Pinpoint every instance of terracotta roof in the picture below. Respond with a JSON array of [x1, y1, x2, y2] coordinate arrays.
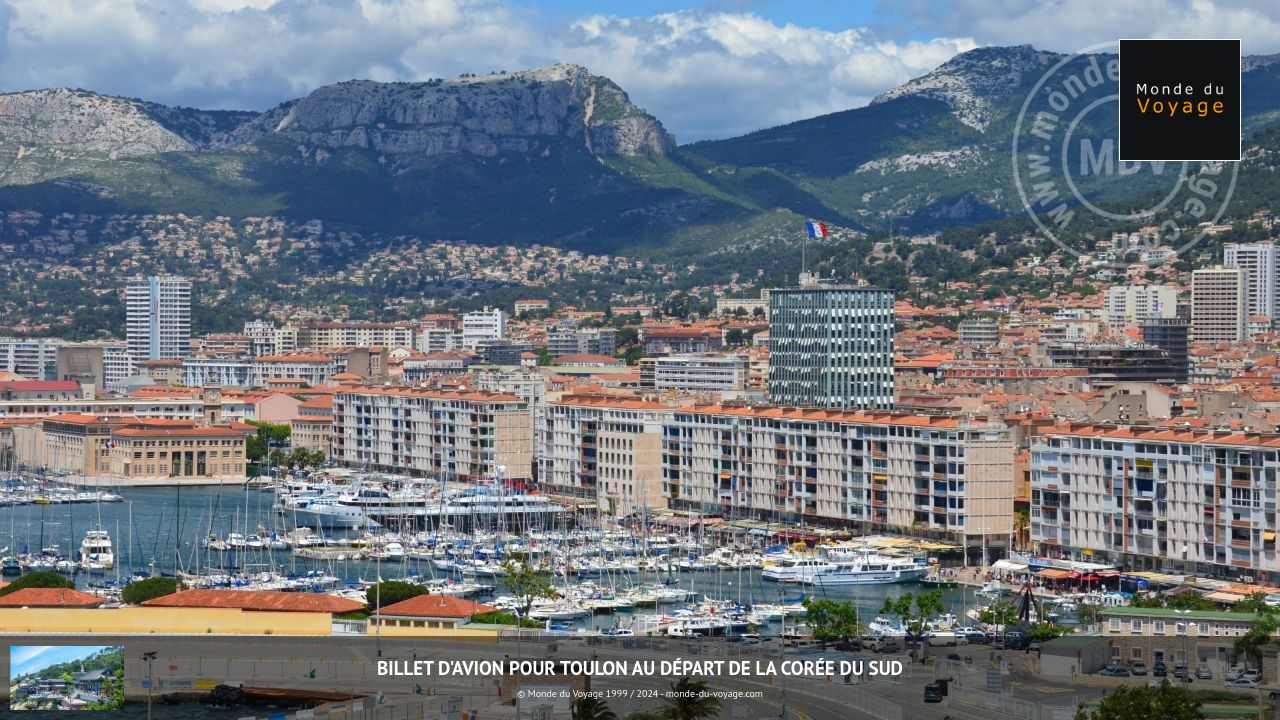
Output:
[[255, 353, 332, 363], [337, 386, 522, 403], [376, 594, 495, 618], [299, 395, 334, 409], [556, 354, 623, 365], [113, 426, 246, 437], [142, 589, 364, 613], [0, 587, 103, 607], [0, 380, 80, 392]]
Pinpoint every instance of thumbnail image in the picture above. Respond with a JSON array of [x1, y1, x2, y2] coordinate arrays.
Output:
[[9, 646, 124, 711]]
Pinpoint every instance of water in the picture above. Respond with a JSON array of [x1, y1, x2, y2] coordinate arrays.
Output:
[[0, 485, 984, 625]]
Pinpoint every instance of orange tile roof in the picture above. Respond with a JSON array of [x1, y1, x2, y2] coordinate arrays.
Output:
[[0, 587, 103, 607], [255, 354, 332, 363], [142, 589, 364, 613], [376, 594, 495, 618], [299, 396, 334, 409], [337, 386, 522, 403], [113, 426, 246, 437]]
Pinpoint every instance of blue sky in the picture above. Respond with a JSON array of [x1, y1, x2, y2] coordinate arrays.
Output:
[[10, 646, 112, 680], [0, 0, 1277, 141]]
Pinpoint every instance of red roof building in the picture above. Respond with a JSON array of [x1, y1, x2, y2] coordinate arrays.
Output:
[[141, 589, 364, 614], [375, 594, 494, 618], [0, 588, 104, 607]]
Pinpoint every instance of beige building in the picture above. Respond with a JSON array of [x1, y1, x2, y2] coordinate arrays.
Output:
[[1191, 266, 1247, 342], [542, 395, 673, 515], [291, 395, 333, 457], [333, 386, 532, 484], [664, 405, 1015, 561]]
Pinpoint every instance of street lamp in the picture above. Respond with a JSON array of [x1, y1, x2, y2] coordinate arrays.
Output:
[[142, 651, 157, 720], [1173, 609, 1191, 691]]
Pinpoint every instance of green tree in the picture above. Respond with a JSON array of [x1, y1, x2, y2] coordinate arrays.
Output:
[[1074, 681, 1202, 720], [659, 676, 722, 720], [501, 552, 556, 618], [724, 328, 745, 347], [802, 598, 862, 648], [1231, 591, 1271, 615], [1233, 612, 1279, 669], [1166, 592, 1218, 612], [571, 695, 618, 720], [910, 589, 946, 656], [0, 571, 75, 596], [121, 576, 183, 605], [367, 580, 427, 609], [246, 421, 291, 462]]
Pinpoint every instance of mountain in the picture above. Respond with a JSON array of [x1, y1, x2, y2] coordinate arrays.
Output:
[[1, 48, 1279, 259]]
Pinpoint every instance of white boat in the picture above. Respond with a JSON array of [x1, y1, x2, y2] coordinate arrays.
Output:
[[79, 529, 114, 570], [761, 556, 831, 583], [807, 550, 927, 586]]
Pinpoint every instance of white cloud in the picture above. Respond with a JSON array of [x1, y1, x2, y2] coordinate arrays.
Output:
[[1, 0, 1269, 143]]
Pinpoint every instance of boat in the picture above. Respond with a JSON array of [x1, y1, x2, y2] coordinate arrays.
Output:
[[920, 571, 958, 589], [807, 549, 928, 586], [79, 529, 114, 571], [761, 556, 831, 583], [1, 557, 20, 576]]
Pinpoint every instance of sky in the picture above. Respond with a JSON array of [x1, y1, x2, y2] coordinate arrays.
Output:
[[0, 0, 1278, 142], [10, 645, 112, 680]]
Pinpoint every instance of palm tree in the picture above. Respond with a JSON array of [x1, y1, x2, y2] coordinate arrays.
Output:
[[660, 676, 722, 720], [572, 696, 618, 720]]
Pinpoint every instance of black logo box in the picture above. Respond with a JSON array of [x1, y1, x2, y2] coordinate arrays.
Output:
[[1119, 39, 1241, 162]]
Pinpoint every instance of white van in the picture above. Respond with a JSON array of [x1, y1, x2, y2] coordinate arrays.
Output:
[[927, 632, 968, 647]]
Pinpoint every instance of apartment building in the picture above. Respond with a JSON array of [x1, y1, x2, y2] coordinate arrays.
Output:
[[1191, 267, 1247, 342], [1224, 243, 1278, 321], [461, 308, 506, 349], [292, 322, 415, 350], [332, 387, 532, 483], [1103, 285, 1178, 328], [0, 337, 61, 380], [547, 329, 617, 358], [541, 395, 673, 515], [290, 395, 333, 457], [641, 327, 722, 356], [126, 276, 191, 362], [958, 317, 1000, 346], [663, 405, 1014, 560], [1031, 423, 1280, 583], [637, 354, 749, 392], [252, 354, 335, 387]]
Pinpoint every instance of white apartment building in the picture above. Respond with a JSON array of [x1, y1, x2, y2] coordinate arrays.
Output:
[[1031, 424, 1280, 582], [541, 395, 673, 516], [126, 276, 191, 362], [182, 357, 254, 387], [292, 322, 415, 350], [663, 405, 1014, 560], [638, 354, 749, 392], [0, 337, 61, 380], [1103, 285, 1178, 328], [461, 308, 506, 350], [1224, 243, 1278, 321], [332, 386, 532, 483], [1191, 267, 1247, 342], [181, 353, 336, 388], [416, 327, 462, 353]]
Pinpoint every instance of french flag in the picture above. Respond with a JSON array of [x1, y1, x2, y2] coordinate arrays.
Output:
[[805, 220, 828, 239]]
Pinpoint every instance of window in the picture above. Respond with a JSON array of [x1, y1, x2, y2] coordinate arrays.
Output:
[[1131, 620, 1143, 632], [1109, 619, 1121, 632], [1154, 621, 1165, 634]]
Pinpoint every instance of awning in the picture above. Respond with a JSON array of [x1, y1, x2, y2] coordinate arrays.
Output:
[[1266, 531, 1276, 542], [1204, 591, 1244, 604], [1037, 568, 1074, 580], [747, 528, 770, 536], [992, 559, 1029, 572]]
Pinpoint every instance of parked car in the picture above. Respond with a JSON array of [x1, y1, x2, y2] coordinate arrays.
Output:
[[1172, 664, 1192, 682], [1153, 661, 1167, 677], [923, 683, 943, 703], [1130, 661, 1148, 676], [1226, 665, 1245, 681], [927, 632, 967, 647], [873, 638, 903, 654], [1194, 663, 1212, 679], [1241, 668, 1262, 683], [1028, 639, 1042, 652], [946, 653, 963, 662], [1227, 677, 1259, 689], [1099, 666, 1131, 677], [957, 629, 989, 644]]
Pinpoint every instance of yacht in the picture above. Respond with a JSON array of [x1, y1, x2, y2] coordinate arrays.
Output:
[[79, 529, 114, 571], [761, 556, 831, 583], [807, 550, 927, 586]]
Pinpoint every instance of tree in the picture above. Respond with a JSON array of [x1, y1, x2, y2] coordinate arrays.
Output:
[[501, 552, 556, 619], [121, 577, 183, 605], [1233, 611, 1279, 669], [0, 571, 74, 596], [246, 421, 291, 462], [910, 589, 946, 657], [367, 580, 427, 609], [659, 676, 722, 720], [1074, 681, 1202, 720], [802, 598, 861, 648], [1231, 591, 1272, 615], [571, 696, 618, 720], [724, 328, 746, 347]]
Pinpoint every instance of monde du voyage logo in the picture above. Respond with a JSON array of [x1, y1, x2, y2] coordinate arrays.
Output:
[[1013, 39, 1240, 269]]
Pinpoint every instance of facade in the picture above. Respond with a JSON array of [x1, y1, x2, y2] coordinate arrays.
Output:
[[0, 337, 61, 380], [461, 308, 506, 349], [290, 395, 333, 457], [332, 387, 532, 483], [57, 343, 135, 389], [547, 328, 617, 358], [1190, 267, 1247, 342], [1103, 285, 1178, 328], [1031, 424, 1280, 582], [252, 354, 335, 387], [475, 339, 533, 366], [767, 283, 895, 410], [1139, 318, 1191, 384], [1100, 606, 1257, 671], [641, 327, 722, 356], [126, 276, 192, 362], [663, 405, 1014, 560], [638, 353, 749, 392], [416, 327, 462, 353], [1224, 243, 1278, 321], [542, 395, 672, 515]]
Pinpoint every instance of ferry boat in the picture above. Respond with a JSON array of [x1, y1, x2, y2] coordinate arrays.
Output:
[[761, 556, 831, 583], [291, 487, 564, 528], [79, 529, 114, 571], [807, 550, 927, 586]]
